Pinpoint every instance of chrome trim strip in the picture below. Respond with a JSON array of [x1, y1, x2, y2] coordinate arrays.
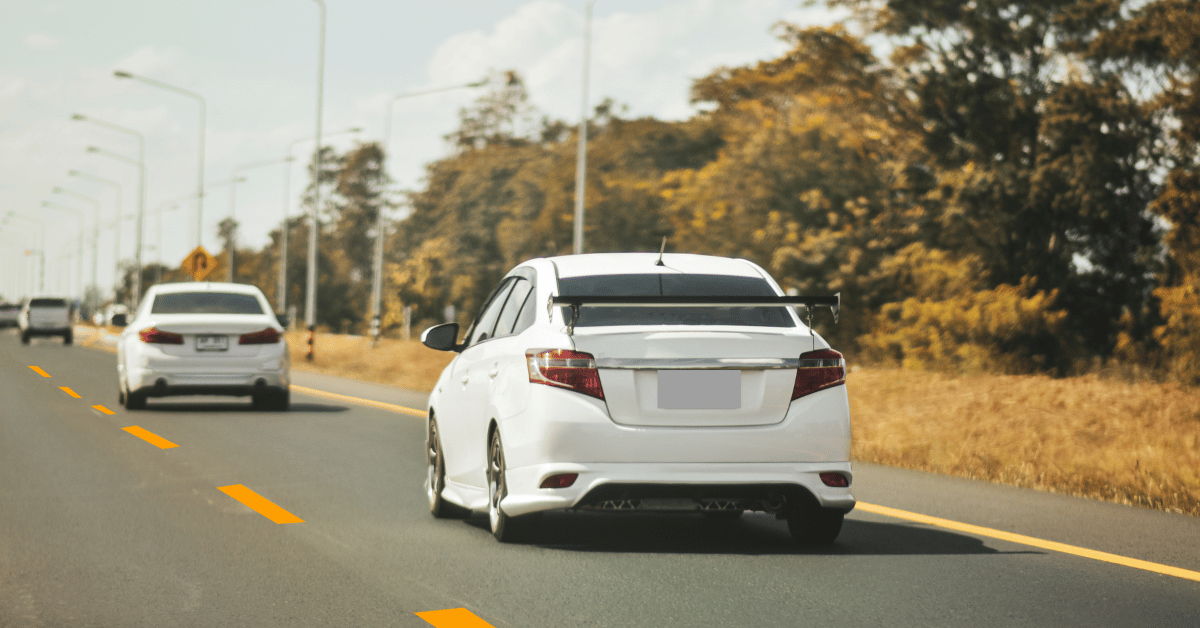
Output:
[[594, 358, 799, 370]]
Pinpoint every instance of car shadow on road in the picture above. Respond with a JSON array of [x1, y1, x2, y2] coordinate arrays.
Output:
[[463, 511, 1040, 557], [139, 401, 350, 414]]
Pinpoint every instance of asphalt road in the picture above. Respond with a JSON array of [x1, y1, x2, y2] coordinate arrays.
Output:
[[1, 328, 1198, 627]]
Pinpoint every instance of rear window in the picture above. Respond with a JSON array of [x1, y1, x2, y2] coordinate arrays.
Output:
[[29, 298, 67, 308], [557, 274, 795, 328], [151, 292, 264, 315]]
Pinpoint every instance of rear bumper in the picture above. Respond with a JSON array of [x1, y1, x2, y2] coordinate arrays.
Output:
[[499, 461, 855, 517]]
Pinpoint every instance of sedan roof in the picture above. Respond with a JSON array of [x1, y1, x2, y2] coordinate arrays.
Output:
[[547, 253, 764, 279]]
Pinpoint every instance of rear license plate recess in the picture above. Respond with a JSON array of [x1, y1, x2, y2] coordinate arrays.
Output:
[[657, 369, 741, 410], [195, 334, 228, 352]]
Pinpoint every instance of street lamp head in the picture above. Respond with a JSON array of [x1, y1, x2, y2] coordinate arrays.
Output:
[[467, 79, 490, 88], [113, 70, 133, 79], [68, 170, 81, 177], [86, 146, 100, 153], [71, 113, 87, 121], [348, 127, 363, 133], [52, 187, 64, 193]]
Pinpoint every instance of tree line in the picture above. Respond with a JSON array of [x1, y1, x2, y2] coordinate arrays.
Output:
[[126, 0, 1200, 382]]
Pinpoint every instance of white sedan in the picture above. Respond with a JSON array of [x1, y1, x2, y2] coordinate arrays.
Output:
[[116, 282, 290, 411], [421, 253, 854, 544]]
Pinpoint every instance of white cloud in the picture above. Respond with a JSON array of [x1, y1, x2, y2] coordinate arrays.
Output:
[[425, 0, 841, 125], [23, 33, 64, 51]]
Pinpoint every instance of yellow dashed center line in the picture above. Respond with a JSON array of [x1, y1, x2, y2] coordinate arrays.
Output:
[[415, 608, 496, 628], [291, 384, 426, 418], [857, 502, 1200, 583], [28, 365, 50, 377], [217, 484, 304, 524], [59, 386, 81, 398], [122, 426, 179, 449], [92, 405, 115, 415]]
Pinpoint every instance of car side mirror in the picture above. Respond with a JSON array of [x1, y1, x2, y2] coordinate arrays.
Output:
[[421, 323, 461, 352], [275, 313, 290, 329], [110, 313, 127, 327]]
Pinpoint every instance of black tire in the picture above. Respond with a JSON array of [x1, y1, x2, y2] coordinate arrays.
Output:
[[20, 331, 30, 345], [63, 330, 73, 345], [426, 417, 467, 519], [118, 380, 126, 405], [272, 388, 289, 411], [487, 429, 538, 542], [124, 389, 146, 411], [786, 500, 844, 545]]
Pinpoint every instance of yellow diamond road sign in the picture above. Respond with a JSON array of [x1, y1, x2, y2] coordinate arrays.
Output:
[[183, 246, 219, 281]]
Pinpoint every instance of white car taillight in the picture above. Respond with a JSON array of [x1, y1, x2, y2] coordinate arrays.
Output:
[[526, 349, 605, 400], [138, 327, 184, 344], [791, 349, 845, 400]]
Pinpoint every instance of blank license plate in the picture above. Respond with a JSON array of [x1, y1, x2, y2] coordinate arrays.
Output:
[[195, 335, 228, 352], [658, 370, 741, 410]]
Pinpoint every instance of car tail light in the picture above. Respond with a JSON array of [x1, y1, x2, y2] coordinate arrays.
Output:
[[239, 327, 281, 345], [791, 349, 845, 400], [138, 327, 184, 345], [526, 349, 605, 400], [540, 473, 578, 489], [819, 472, 850, 487]]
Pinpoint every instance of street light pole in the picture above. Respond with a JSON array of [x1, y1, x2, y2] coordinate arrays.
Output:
[[302, 0, 327, 351], [3, 214, 44, 291], [227, 157, 294, 282], [0, 234, 33, 295], [111, 72, 205, 253], [41, 200, 87, 299], [51, 186, 102, 304], [370, 80, 488, 343], [71, 114, 146, 305], [67, 171, 122, 305], [280, 127, 361, 313], [86, 147, 144, 304], [574, 0, 602, 256]]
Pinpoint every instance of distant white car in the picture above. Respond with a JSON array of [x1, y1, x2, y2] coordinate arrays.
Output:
[[421, 253, 853, 544], [18, 296, 73, 344], [0, 302, 20, 328], [116, 282, 290, 411]]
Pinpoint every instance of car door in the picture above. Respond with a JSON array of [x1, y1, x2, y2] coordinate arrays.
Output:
[[443, 278, 518, 489]]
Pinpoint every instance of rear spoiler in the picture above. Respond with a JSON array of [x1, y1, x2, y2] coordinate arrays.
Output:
[[549, 293, 840, 335]]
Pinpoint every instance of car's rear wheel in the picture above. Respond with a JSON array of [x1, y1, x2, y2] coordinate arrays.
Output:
[[252, 389, 289, 411], [20, 331, 30, 345], [123, 388, 146, 410], [426, 417, 466, 519], [63, 330, 72, 345], [487, 429, 537, 542], [786, 499, 844, 545]]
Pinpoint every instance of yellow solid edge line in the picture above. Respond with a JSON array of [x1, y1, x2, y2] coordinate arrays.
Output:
[[59, 386, 81, 398], [92, 405, 115, 415], [122, 425, 179, 449], [415, 608, 496, 628], [291, 384, 426, 418], [217, 484, 304, 524], [28, 365, 50, 377], [856, 502, 1200, 583]]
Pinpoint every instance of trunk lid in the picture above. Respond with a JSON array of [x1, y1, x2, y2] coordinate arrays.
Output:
[[573, 328, 809, 427]]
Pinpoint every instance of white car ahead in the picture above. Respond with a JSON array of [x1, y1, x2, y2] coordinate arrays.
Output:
[[421, 253, 853, 544], [117, 282, 290, 411]]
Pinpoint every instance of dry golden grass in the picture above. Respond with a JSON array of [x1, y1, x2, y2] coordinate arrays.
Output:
[[284, 330, 453, 391], [848, 366, 1200, 516]]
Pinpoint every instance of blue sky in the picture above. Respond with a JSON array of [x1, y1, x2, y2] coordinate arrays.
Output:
[[1, 0, 841, 299]]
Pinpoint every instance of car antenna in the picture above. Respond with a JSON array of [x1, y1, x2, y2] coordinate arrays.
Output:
[[655, 237, 667, 266]]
